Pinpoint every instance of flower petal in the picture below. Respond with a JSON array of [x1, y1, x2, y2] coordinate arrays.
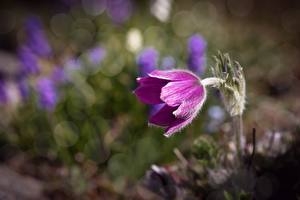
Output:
[[149, 104, 177, 127], [149, 70, 199, 81], [134, 77, 168, 105], [150, 103, 165, 116], [164, 116, 194, 137], [137, 77, 169, 86], [160, 80, 202, 107], [173, 86, 206, 119]]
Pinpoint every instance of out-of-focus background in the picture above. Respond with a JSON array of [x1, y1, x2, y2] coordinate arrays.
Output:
[[0, 0, 299, 199]]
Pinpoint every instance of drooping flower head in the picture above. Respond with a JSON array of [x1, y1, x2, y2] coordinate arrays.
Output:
[[137, 48, 158, 77], [24, 16, 52, 57], [211, 52, 246, 116], [187, 34, 207, 76], [134, 70, 206, 137], [36, 78, 58, 111]]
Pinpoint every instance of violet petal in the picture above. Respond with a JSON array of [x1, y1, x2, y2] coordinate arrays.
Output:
[[149, 104, 177, 127], [149, 70, 198, 81], [160, 80, 200, 107]]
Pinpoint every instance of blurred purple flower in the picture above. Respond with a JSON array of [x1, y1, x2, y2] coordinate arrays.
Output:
[[134, 70, 206, 137], [52, 66, 67, 84], [208, 106, 225, 121], [161, 56, 175, 70], [18, 46, 40, 75], [24, 16, 52, 57], [36, 78, 58, 111], [187, 34, 207, 76], [0, 77, 7, 104], [17, 77, 29, 100], [107, 0, 133, 24], [87, 46, 106, 66], [137, 48, 158, 77], [207, 105, 225, 133]]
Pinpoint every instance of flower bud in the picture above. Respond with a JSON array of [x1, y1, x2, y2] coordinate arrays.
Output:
[[211, 52, 246, 116]]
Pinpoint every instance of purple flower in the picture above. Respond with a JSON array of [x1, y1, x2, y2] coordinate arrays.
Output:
[[107, 0, 133, 24], [17, 78, 29, 100], [51, 66, 67, 83], [137, 48, 158, 77], [187, 34, 207, 75], [36, 78, 58, 111], [24, 16, 52, 57], [18, 46, 40, 75], [87, 46, 106, 66], [0, 78, 7, 104], [134, 70, 206, 137]]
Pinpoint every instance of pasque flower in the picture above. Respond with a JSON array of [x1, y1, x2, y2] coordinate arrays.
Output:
[[134, 70, 206, 137]]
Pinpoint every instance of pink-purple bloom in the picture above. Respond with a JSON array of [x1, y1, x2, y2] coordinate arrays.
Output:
[[134, 70, 206, 137], [187, 34, 207, 76]]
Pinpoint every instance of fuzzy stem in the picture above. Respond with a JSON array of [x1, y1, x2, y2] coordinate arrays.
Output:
[[232, 114, 244, 166], [201, 77, 224, 88]]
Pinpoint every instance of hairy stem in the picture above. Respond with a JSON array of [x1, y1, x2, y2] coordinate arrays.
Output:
[[232, 114, 244, 166], [201, 77, 224, 88]]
